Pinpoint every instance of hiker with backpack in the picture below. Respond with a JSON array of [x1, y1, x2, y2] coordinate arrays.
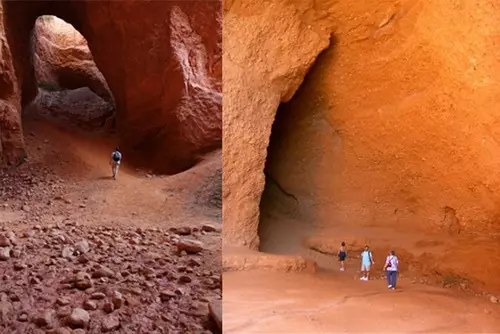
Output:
[[110, 147, 122, 180], [383, 250, 399, 289], [359, 245, 375, 281]]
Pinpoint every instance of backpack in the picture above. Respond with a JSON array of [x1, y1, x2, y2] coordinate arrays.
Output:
[[112, 151, 121, 162], [387, 256, 397, 268]]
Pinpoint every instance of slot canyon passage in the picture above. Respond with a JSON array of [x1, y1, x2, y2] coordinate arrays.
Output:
[[223, 0, 500, 333], [0, 1, 222, 334]]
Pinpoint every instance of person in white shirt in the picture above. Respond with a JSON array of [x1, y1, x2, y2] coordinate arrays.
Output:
[[383, 250, 399, 290]]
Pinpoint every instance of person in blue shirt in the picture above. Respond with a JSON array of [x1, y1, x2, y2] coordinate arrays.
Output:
[[360, 245, 375, 281]]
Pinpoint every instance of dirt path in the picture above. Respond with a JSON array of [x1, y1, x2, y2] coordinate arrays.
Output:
[[21, 119, 220, 226], [0, 118, 221, 333], [223, 269, 500, 333]]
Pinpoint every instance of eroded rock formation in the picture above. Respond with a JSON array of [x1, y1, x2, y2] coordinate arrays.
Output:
[[224, 0, 500, 289], [265, 0, 500, 236], [0, 0, 221, 174], [222, 0, 331, 249], [33, 16, 113, 103]]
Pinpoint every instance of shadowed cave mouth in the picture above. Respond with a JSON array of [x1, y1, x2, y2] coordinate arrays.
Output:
[[258, 55, 332, 262], [258, 99, 305, 255], [24, 15, 115, 133]]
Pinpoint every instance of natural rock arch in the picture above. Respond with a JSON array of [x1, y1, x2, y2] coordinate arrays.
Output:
[[0, 0, 222, 174]]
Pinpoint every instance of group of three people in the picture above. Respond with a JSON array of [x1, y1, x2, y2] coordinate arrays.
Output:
[[338, 243, 399, 290]]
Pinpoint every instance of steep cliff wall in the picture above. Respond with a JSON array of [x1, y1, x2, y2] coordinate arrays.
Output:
[[222, 0, 332, 249], [224, 0, 500, 289], [0, 0, 222, 174], [266, 0, 500, 235]]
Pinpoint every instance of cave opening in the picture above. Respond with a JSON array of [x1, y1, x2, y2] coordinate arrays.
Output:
[[24, 15, 115, 133], [257, 50, 345, 270], [258, 78, 338, 268]]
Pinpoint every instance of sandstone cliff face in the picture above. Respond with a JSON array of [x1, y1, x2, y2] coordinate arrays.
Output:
[[266, 0, 500, 235], [0, 0, 221, 174], [222, 0, 331, 249], [224, 0, 500, 250]]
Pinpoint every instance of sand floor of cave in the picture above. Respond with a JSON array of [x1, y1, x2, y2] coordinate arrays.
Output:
[[223, 270, 500, 333]]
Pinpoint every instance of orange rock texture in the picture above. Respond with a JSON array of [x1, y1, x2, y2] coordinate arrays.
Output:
[[0, 0, 221, 174], [222, 0, 331, 249], [224, 0, 500, 249]]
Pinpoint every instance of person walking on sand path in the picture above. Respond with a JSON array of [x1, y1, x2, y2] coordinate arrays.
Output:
[[360, 245, 375, 281], [337, 241, 347, 271], [383, 250, 399, 290], [109, 147, 122, 180]]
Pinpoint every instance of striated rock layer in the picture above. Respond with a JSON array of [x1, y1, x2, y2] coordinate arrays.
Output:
[[0, 0, 221, 174], [222, 0, 331, 249]]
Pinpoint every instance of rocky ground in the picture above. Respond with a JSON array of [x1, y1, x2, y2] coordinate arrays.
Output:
[[0, 118, 222, 334], [0, 220, 220, 334]]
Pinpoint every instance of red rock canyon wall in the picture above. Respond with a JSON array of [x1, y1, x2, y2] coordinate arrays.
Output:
[[0, 0, 221, 174]]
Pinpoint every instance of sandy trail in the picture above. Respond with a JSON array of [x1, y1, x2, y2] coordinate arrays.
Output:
[[21, 118, 221, 228], [223, 269, 500, 333]]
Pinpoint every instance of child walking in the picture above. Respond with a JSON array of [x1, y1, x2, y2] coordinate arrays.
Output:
[[360, 245, 375, 281], [337, 242, 347, 271]]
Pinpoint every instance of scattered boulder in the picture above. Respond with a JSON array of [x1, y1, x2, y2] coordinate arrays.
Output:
[[160, 290, 176, 301], [111, 290, 123, 309], [176, 239, 203, 254], [61, 246, 74, 259], [103, 300, 114, 313], [17, 312, 28, 322], [13, 261, 27, 270], [90, 292, 106, 300], [5, 231, 16, 242], [91, 266, 114, 278], [23, 230, 35, 238], [172, 227, 192, 236], [56, 297, 71, 306], [0, 235, 10, 247], [56, 307, 71, 319], [66, 308, 89, 328], [74, 239, 90, 254], [74, 272, 93, 290], [101, 315, 120, 332], [33, 310, 54, 328], [201, 224, 218, 232], [0, 247, 10, 260], [82, 300, 97, 310]]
